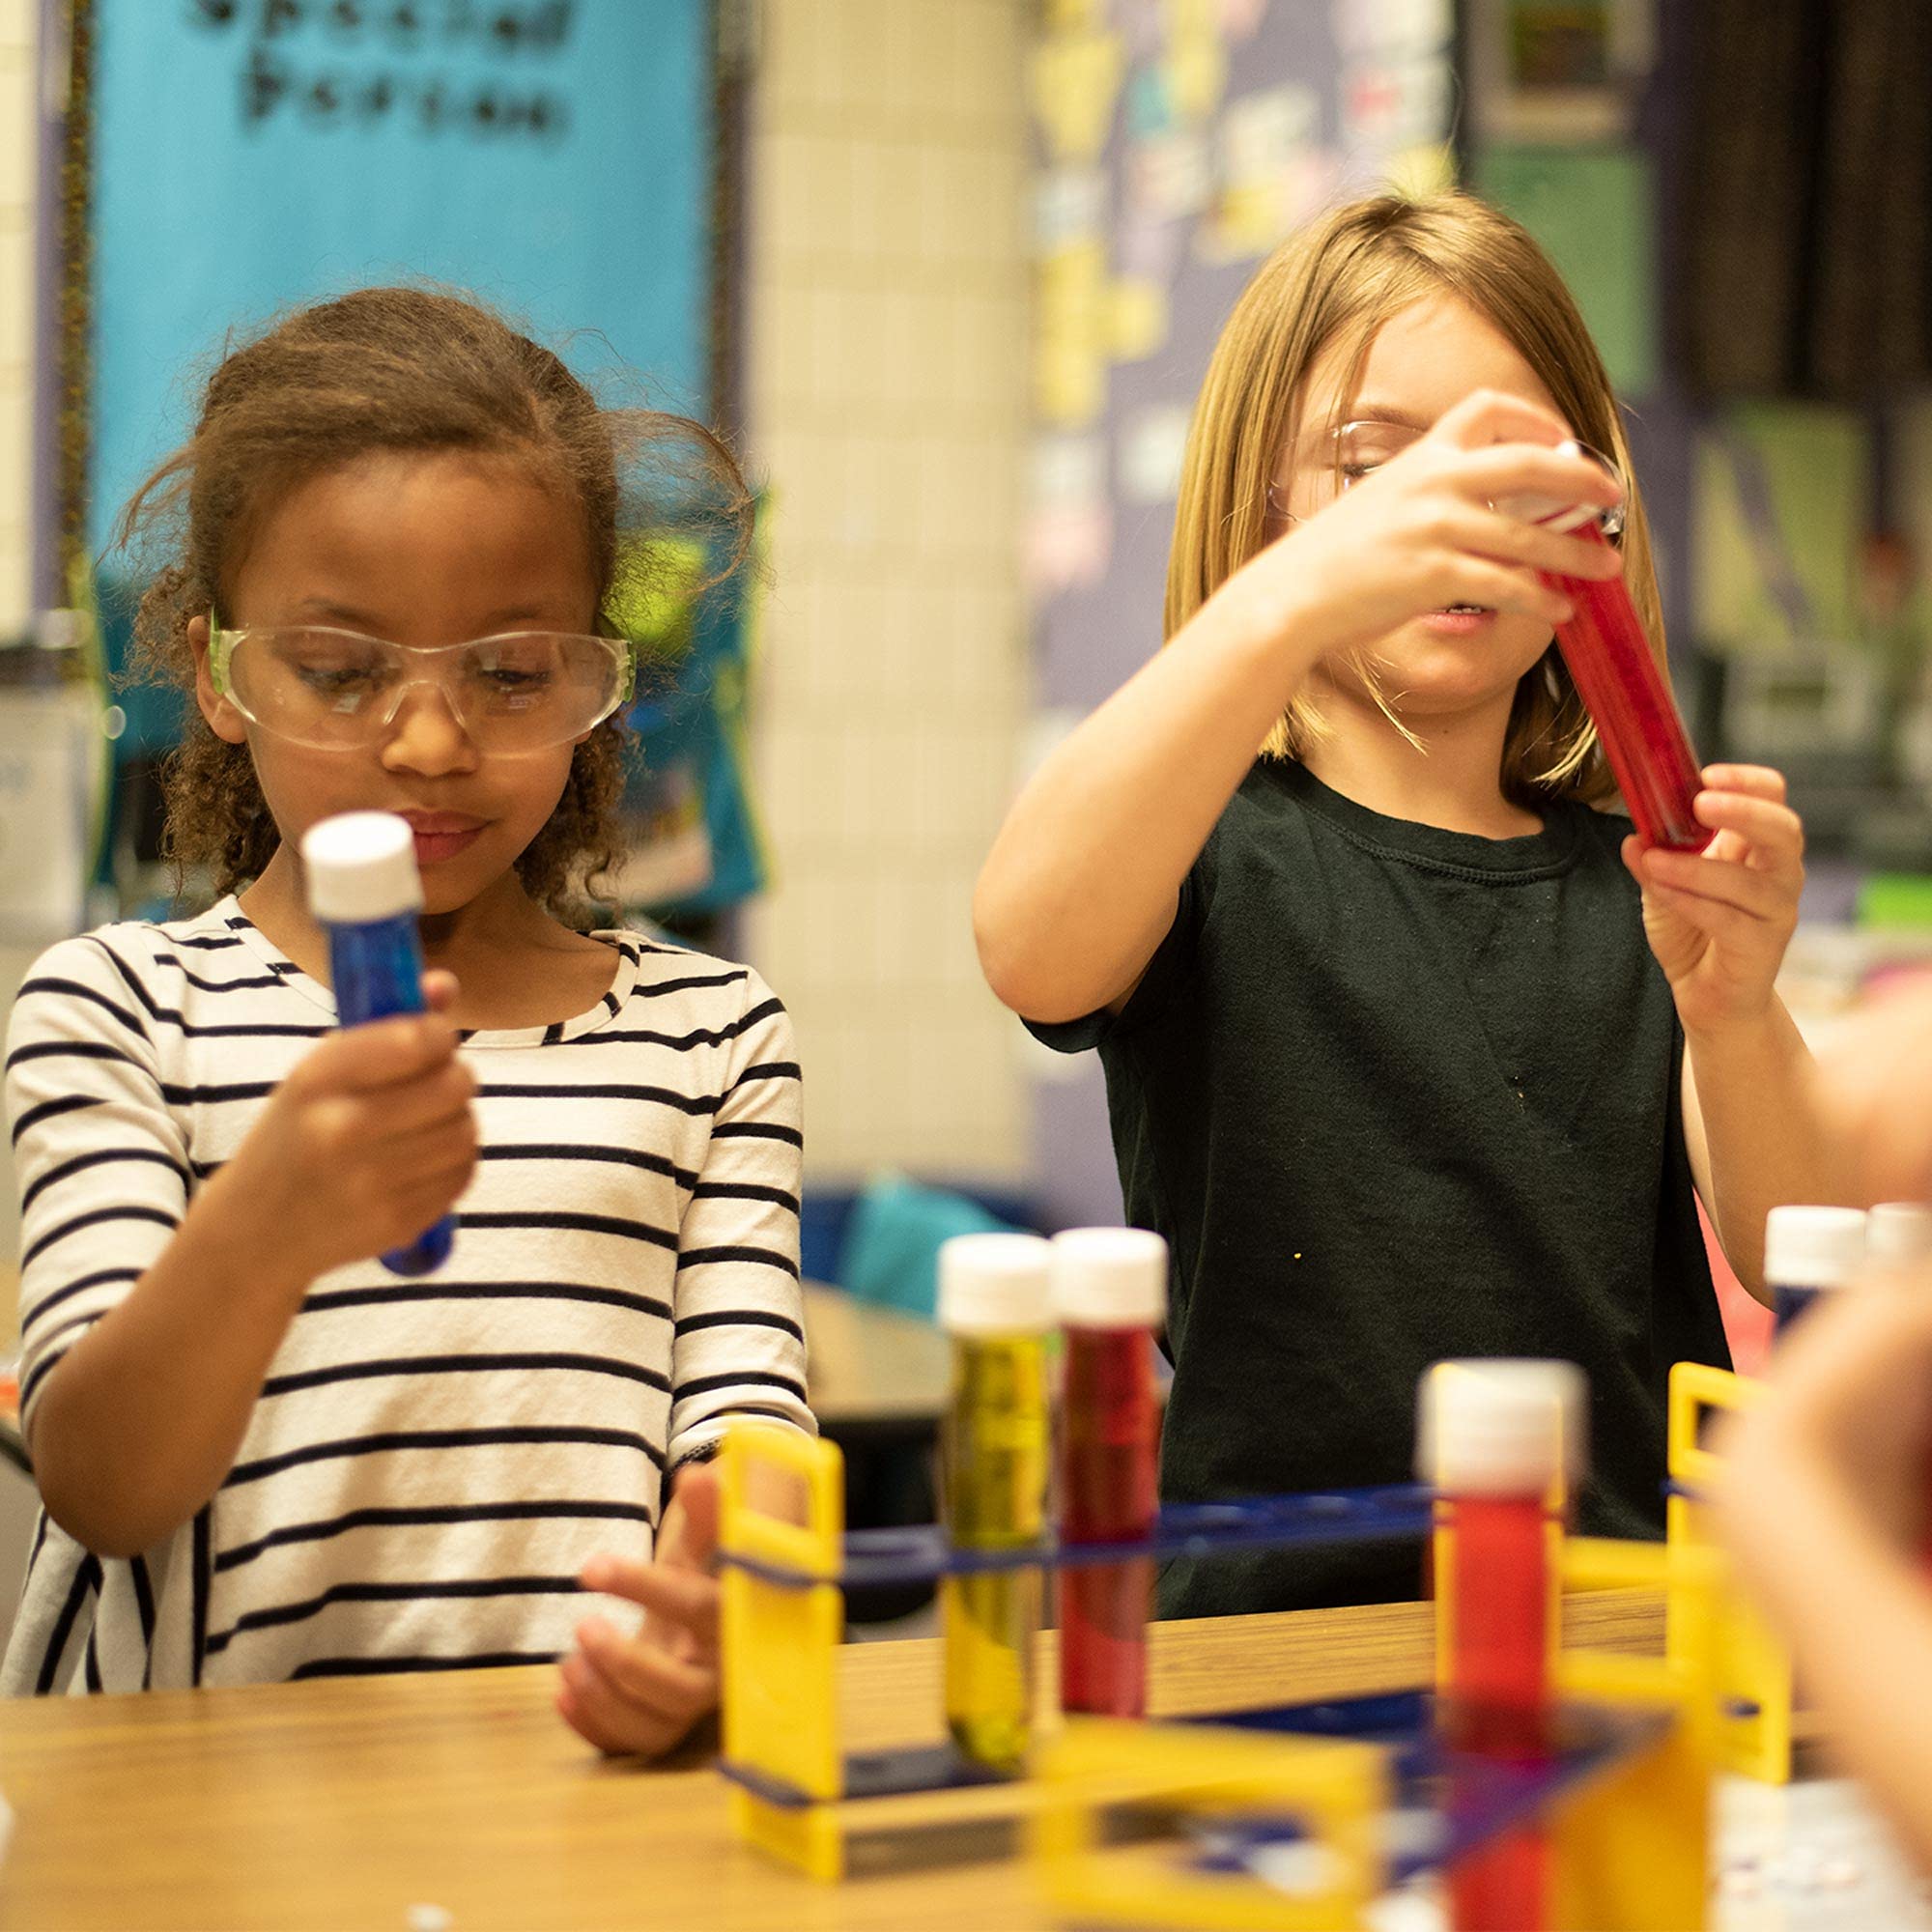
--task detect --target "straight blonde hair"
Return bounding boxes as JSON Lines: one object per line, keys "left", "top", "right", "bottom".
{"left": 1165, "top": 191, "right": 1665, "bottom": 806}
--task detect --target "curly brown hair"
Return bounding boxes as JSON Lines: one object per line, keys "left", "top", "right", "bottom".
{"left": 117, "top": 285, "right": 752, "bottom": 913}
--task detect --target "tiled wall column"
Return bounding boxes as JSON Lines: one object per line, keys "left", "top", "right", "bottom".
{"left": 745, "top": 0, "right": 1032, "bottom": 1186}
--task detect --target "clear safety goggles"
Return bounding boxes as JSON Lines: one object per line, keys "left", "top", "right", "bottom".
{"left": 1266, "top": 418, "right": 1628, "bottom": 540}
{"left": 208, "top": 617, "right": 636, "bottom": 754}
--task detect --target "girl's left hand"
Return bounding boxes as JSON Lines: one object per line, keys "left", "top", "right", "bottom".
{"left": 1627, "top": 764, "right": 1804, "bottom": 1038}
{"left": 557, "top": 1464, "right": 722, "bottom": 1758}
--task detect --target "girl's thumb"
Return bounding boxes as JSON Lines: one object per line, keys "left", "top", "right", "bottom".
{"left": 659, "top": 1463, "right": 721, "bottom": 1573}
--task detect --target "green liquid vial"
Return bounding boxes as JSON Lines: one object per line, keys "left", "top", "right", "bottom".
{"left": 935, "top": 1234, "right": 1054, "bottom": 1776}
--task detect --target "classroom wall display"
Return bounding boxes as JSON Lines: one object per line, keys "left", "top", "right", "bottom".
{"left": 1026, "top": 0, "right": 1457, "bottom": 716}
{"left": 90, "top": 0, "right": 713, "bottom": 557}
{"left": 1024, "top": 0, "right": 1456, "bottom": 1230}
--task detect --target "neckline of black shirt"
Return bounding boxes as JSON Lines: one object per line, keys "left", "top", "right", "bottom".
{"left": 1255, "top": 757, "right": 1590, "bottom": 882}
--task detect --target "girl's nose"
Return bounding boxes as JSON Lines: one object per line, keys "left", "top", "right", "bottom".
{"left": 378, "top": 680, "right": 478, "bottom": 776}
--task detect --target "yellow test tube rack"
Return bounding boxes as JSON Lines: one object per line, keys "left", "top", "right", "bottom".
{"left": 1664, "top": 1359, "right": 1800, "bottom": 1783}
{"left": 717, "top": 1418, "right": 1731, "bottom": 1926}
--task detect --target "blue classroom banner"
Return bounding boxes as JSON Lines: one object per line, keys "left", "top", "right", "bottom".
{"left": 91, "top": 0, "right": 712, "bottom": 553}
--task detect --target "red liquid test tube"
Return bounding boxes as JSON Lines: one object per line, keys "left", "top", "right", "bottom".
{"left": 1424, "top": 1359, "right": 1585, "bottom": 1932}
{"left": 1527, "top": 468, "right": 1713, "bottom": 855}
{"left": 1052, "top": 1228, "right": 1165, "bottom": 1719}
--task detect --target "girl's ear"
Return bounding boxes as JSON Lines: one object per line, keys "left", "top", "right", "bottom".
{"left": 189, "top": 615, "right": 248, "bottom": 745}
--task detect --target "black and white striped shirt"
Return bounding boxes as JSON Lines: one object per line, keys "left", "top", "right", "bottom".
{"left": 2, "top": 896, "right": 810, "bottom": 1693}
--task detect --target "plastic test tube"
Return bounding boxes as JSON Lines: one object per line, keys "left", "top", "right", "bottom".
{"left": 1511, "top": 454, "right": 1713, "bottom": 854}
{"left": 301, "top": 810, "right": 456, "bottom": 1277}
{"left": 1053, "top": 1227, "right": 1165, "bottom": 1720}
{"left": 1423, "top": 1358, "right": 1585, "bottom": 1932}
{"left": 1867, "top": 1202, "right": 1932, "bottom": 1272}
{"left": 937, "top": 1232, "right": 1053, "bottom": 1776}
{"left": 1765, "top": 1205, "right": 1867, "bottom": 1335}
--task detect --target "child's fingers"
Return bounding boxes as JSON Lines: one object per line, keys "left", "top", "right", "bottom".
{"left": 301, "top": 1092, "right": 470, "bottom": 1179}
{"left": 580, "top": 1559, "right": 719, "bottom": 1655}
{"left": 1701, "top": 763, "right": 1787, "bottom": 804}
{"left": 1641, "top": 848, "right": 1791, "bottom": 923}
{"left": 292, "top": 1013, "right": 461, "bottom": 1097}
{"left": 574, "top": 1616, "right": 716, "bottom": 1713}
{"left": 1432, "top": 387, "right": 1575, "bottom": 454}
{"left": 658, "top": 1464, "right": 720, "bottom": 1572}
{"left": 1455, "top": 506, "right": 1623, "bottom": 581}
{"left": 1692, "top": 791, "right": 1804, "bottom": 873}
{"left": 1643, "top": 880, "right": 1762, "bottom": 949}
{"left": 421, "top": 971, "right": 461, "bottom": 1014}
{"left": 350, "top": 1061, "right": 477, "bottom": 1145}
{"left": 1457, "top": 441, "right": 1624, "bottom": 518}
{"left": 555, "top": 1654, "right": 683, "bottom": 1758}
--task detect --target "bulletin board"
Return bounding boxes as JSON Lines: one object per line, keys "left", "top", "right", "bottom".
{"left": 88, "top": 0, "right": 715, "bottom": 559}
{"left": 1027, "top": 0, "right": 1459, "bottom": 714}
{"left": 1024, "top": 0, "right": 1458, "bottom": 1233}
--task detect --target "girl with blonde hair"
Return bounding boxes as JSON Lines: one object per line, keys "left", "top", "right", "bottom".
{"left": 977, "top": 192, "right": 1837, "bottom": 1614}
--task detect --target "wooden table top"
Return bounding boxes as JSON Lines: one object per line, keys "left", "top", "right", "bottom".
{"left": 801, "top": 1284, "right": 951, "bottom": 1433}
{"left": 0, "top": 1591, "right": 1663, "bottom": 1932}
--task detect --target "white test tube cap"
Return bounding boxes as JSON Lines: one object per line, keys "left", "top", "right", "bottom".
{"left": 300, "top": 811, "right": 424, "bottom": 924}
{"left": 1492, "top": 440, "right": 1601, "bottom": 535}
{"left": 1050, "top": 1226, "right": 1168, "bottom": 1329}
{"left": 1418, "top": 1359, "right": 1587, "bottom": 1496}
{"left": 1764, "top": 1205, "right": 1867, "bottom": 1291}
{"left": 1865, "top": 1203, "right": 1932, "bottom": 1270}
{"left": 936, "top": 1232, "right": 1054, "bottom": 1336}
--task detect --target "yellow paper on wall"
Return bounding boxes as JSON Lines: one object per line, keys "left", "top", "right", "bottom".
{"left": 1037, "top": 239, "right": 1109, "bottom": 426}
{"left": 1109, "top": 278, "right": 1169, "bottom": 362}
{"left": 1162, "top": 0, "right": 1227, "bottom": 123}
{"left": 1032, "top": 28, "right": 1125, "bottom": 163}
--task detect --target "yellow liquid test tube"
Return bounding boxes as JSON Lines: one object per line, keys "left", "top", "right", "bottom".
{"left": 936, "top": 1234, "right": 1054, "bottom": 1776}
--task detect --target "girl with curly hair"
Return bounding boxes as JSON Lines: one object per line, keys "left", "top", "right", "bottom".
{"left": 4, "top": 288, "right": 810, "bottom": 1759}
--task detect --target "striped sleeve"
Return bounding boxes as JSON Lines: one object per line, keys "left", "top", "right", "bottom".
{"left": 7, "top": 935, "right": 190, "bottom": 1439}
{"left": 667, "top": 969, "right": 811, "bottom": 1462}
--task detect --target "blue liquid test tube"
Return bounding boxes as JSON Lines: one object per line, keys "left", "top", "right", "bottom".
{"left": 1764, "top": 1205, "right": 1865, "bottom": 1336}
{"left": 300, "top": 810, "right": 455, "bottom": 1277}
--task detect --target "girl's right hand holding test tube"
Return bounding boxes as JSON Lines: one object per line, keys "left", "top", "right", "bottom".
{"left": 208, "top": 968, "right": 477, "bottom": 1278}
{"left": 977, "top": 389, "right": 1622, "bottom": 1027}
{"left": 28, "top": 971, "right": 476, "bottom": 1559}
{"left": 1251, "top": 389, "right": 1624, "bottom": 655}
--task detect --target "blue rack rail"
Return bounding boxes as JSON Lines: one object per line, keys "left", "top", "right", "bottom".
{"left": 720, "top": 1484, "right": 1438, "bottom": 1592}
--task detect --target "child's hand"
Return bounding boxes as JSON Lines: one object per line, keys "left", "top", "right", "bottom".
{"left": 1807, "top": 978, "right": 1932, "bottom": 1204}
{"left": 1627, "top": 765, "right": 1804, "bottom": 1038}
{"left": 1258, "top": 388, "right": 1625, "bottom": 656}
{"left": 558, "top": 1463, "right": 722, "bottom": 1758}
{"left": 1717, "top": 1272, "right": 1932, "bottom": 1566}
{"left": 208, "top": 970, "right": 476, "bottom": 1280}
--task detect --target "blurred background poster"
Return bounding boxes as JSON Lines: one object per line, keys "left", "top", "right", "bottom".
{"left": 92, "top": 0, "right": 713, "bottom": 551}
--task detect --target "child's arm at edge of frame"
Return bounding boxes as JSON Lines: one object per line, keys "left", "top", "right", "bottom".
{"left": 1715, "top": 1281, "right": 1932, "bottom": 1871}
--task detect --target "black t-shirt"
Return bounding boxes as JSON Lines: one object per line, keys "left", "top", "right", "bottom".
{"left": 1031, "top": 760, "right": 1730, "bottom": 1615}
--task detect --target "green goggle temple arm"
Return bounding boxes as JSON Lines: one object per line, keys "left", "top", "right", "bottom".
{"left": 207, "top": 609, "right": 238, "bottom": 696}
